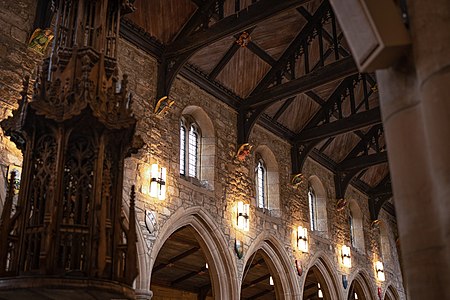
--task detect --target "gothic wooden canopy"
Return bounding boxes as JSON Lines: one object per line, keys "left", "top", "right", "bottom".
{"left": 117, "top": 0, "right": 393, "bottom": 220}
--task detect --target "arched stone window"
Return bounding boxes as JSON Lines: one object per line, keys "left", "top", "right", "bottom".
{"left": 348, "top": 200, "right": 365, "bottom": 252}
{"left": 255, "top": 155, "right": 267, "bottom": 209}
{"left": 179, "top": 106, "right": 215, "bottom": 190}
{"left": 308, "top": 176, "right": 328, "bottom": 233}
{"left": 254, "top": 146, "right": 280, "bottom": 213}
{"left": 308, "top": 185, "right": 317, "bottom": 231}
{"left": 180, "top": 116, "right": 200, "bottom": 178}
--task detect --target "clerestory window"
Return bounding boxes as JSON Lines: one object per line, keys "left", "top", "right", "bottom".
{"left": 256, "top": 158, "right": 267, "bottom": 209}
{"left": 180, "top": 117, "right": 200, "bottom": 178}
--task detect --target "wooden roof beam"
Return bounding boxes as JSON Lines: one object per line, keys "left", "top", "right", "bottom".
{"left": 249, "top": 0, "right": 331, "bottom": 96}
{"left": 243, "top": 56, "right": 357, "bottom": 109}
{"left": 248, "top": 289, "right": 274, "bottom": 300}
{"left": 242, "top": 273, "right": 272, "bottom": 289}
{"left": 295, "top": 107, "right": 381, "bottom": 143}
{"left": 152, "top": 246, "right": 200, "bottom": 273}
{"left": 171, "top": 265, "right": 208, "bottom": 286}
{"left": 337, "top": 151, "right": 388, "bottom": 172}
{"left": 165, "top": 0, "right": 310, "bottom": 57}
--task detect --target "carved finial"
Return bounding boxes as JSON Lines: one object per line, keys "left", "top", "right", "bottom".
{"left": 236, "top": 143, "right": 252, "bottom": 161}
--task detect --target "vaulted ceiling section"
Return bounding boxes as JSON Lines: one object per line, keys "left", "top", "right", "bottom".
{"left": 120, "top": 0, "right": 394, "bottom": 219}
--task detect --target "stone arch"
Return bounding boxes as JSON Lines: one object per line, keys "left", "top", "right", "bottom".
{"left": 244, "top": 233, "right": 301, "bottom": 299}
{"left": 180, "top": 105, "right": 216, "bottom": 189}
{"left": 148, "top": 207, "right": 238, "bottom": 299}
{"left": 384, "top": 285, "right": 399, "bottom": 300}
{"left": 308, "top": 175, "right": 328, "bottom": 233}
{"left": 347, "top": 271, "right": 375, "bottom": 300}
{"left": 253, "top": 145, "right": 280, "bottom": 212}
{"left": 121, "top": 198, "right": 152, "bottom": 299}
{"left": 303, "top": 253, "right": 340, "bottom": 300}
{"left": 348, "top": 199, "right": 365, "bottom": 252}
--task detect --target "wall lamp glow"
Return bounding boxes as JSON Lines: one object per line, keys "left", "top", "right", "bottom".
{"left": 341, "top": 245, "right": 352, "bottom": 268}
{"left": 375, "top": 261, "right": 385, "bottom": 281}
{"left": 269, "top": 276, "right": 274, "bottom": 286}
{"left": 150, "top": 164, "right": 166, "bottom": 200}
{"left": 297, "top": 226, "right": 308, "bottom": 253}
{"left": 237, "top": 201, "right": 250, "bottom": 231}
{"left": 318, "top": 283, "right": 323, "bottom": 298}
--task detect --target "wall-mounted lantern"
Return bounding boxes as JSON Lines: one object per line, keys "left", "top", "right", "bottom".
{"left": 150, "top": 164, "right": 166, "bottom": 200}
{"left": 237, "top": 201, "right": 250, "bottom": 231}
{"left": 341, "top": 245, "right": 352, "bottom": 268}
{"left": 297, "top": 226, "right": 308, "bottom": 253}
{"left": 375, "top": 261, "right": 385, "bottom": 281}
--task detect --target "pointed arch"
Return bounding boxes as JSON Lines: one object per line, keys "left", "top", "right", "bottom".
{"left": 244, "top": 233, "right": 301, "bottom": 299}
{"left": 384, "top": 285, "right": 400, "bottom": 300}
{"left": 347, "top": 271, "right": 375, "bottom": 300}
{"left": 254, "top": 145, "right": 280, "bottom": 212}
{"left": 148, "top": 207, "right": 239, "bottom": 299}
{"left": 303, "top": 253, "right": 340, "bottom": 300}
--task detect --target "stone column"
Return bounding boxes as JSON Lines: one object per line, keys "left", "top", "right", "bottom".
{"left": 409, "top": 0, "right": 450, "bottom": 267}
{"left": 135, "top": 289, "right": 153, "bottom": 300}
{"left": 376, "top": 0, "right": 450, "bottom": 296}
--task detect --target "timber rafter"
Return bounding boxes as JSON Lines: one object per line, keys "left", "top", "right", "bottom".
{"left": 237, "top": 0, "right": 357, "bottom": 145}
{"left": 157, "top": 0, "right": 310, "bottom": 101}
{"left": 334, "top": 124, "right": 387, "bottom": 200}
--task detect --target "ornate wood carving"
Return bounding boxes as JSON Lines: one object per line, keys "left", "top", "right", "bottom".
{"left": 0, "top": 0, "right": 141, "bottom": 297}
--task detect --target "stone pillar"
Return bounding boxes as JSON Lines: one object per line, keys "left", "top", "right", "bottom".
{"left": 376, "top": 0, "right": 450, "bottom": 297}
{"left": 409, "top": 0, "right": 450, "bottom": 264}
{"left": 135, "top": 289, "right": 153, "bottom": 300}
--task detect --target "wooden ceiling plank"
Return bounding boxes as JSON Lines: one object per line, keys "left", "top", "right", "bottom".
{"left": 209, "top": 43, "right": 242, "bottom": 79}
{"left": 153, "top": 246, "right": 200, "bottom": 273}
{"left": 166, "top": 0, "right": 311, "bottom": 57}
{"left": 209, "top": 28, "right": 256, "bottom": 80}
{"left": 244, "top": 56, "right": 357, "bottom": 109}
{"left": 337, "top": 151, "right": 388, "bottom": 172}
{"left": 295, "top": 107, "right": 381, "bottom": 143}
{"left": 247, "top": 289, "right": 274, "bottom": 300}
{"left": 273, "top": 97, "right": 296, "bottom": 121}
{"left": 246, "top": 42, "right": 277, "bottom": 66}
{"left": 171, "top": 266, "right": 208, "bottom": 286}
{"left": 249, "top": 0, "right": 330, "bottom": 96}
{"left": 242, "top": 273, "right": 272, "bottom": 289}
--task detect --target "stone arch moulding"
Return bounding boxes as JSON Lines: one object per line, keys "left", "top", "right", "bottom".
{"left": 308, "top": 175, "right": 329, "bottom": 233}
{"left": 244, "top": 233, "right": 301, "bottom": 299}
{"left": 303, "top": 252, "right": 341, "bottom": 300}
{"left": 348, "top": 270, "right": 377, "bottom": 300}
{"left": 384, "top": 284, "right": 400, "bottom": 300}
{"left": 180, "top": 105, "right": 216, "bottom": 190}
{"left": 121, "top": 198, "right": 152, "bottom": 299}
{"left": 254, "top": 144, "right": 280, "bottom": 212}
{"left": 148, "top": 207, "right": 239, "bottom": 300}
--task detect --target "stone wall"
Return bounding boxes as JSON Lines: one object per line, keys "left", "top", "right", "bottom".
{"left": 0, "top": 0, "right": 39, "bottom": 212}
{"left": 0, "top": 1, "right": 406, "bottom": 299}
{"left": 116, "top": 37, "right": 406, "bottom": 299}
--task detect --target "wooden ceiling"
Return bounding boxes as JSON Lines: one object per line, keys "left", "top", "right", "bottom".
{"left": 120, "top": 0, "right": 394, "bottom": 219}
{"left": 151, "top": 226, "right": 213, "bottom": 298}
{"left": 241, "top": 251, "right": 276, "bottom": 300}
